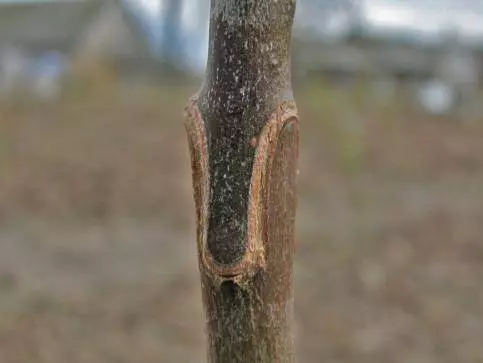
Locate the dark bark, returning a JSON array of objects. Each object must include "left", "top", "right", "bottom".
[{"left": 185, "top": 1, "right": 299, "bottom": 362}]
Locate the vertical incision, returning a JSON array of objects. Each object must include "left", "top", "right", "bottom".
[{"left": 198, "top": 0, "right": 295, "bottom": 266}]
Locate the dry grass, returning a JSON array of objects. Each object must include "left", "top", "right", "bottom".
[{"left": 0, "top": 77, "right": 483, "bottom": 362}]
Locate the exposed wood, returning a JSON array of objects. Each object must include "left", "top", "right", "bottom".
[{"left": 185, "top": 1, "right": 299, "bottom": 361}]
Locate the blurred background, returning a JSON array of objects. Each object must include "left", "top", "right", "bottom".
[{"left": 1, "top": 0, "right": 483, "bottom": 362}]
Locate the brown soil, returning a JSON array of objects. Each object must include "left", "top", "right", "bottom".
[{"left": 0, "top": 81, "right": 483, "bottom": 362}]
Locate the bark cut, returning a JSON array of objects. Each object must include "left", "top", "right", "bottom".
[{"left": 185, "top": 1, "right": 299, "bottom": 362}]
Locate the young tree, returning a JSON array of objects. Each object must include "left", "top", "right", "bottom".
[{"left": 185, "top": 1, "right": 299, "bottom": 361}]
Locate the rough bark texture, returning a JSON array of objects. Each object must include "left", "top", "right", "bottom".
[{"left": 185, "top": 1, "right": 298, "bottom": 362}]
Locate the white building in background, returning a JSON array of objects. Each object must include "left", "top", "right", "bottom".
[{"left": 0, "top": 0, "right": 157, "bottom": 97}]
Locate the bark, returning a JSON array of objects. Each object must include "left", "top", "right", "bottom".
[{"left": 185, "top": 1, "right": 299, "bottom": 362}]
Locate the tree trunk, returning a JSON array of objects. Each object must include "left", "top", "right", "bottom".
[{"left": 185, "top": 1, "right": 299, "bottom": 361}]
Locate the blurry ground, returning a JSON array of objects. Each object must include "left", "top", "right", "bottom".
[{"left": 0, "top": 76, "right": 483, "bottom": 362}]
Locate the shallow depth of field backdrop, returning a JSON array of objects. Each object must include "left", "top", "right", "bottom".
[{"left": 1, "top": 1, "right": 483, "bottom": 362}]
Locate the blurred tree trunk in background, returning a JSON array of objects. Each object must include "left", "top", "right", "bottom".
[
  {"left": 185, "top": 1, "right": 299, "bottom": 362},
  {"left": 160, "top": 0, "right": 182, "bottom": 67}
]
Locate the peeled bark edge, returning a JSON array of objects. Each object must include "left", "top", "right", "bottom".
[
  {"left": 185, "top": 97, "right": 298, "bottom": 283},
  {"left": 185, "top": 96, "right": 299, "bottom": 362},
  {"left": 184, "top": 0, "right": 299, "bottom": 361}
]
